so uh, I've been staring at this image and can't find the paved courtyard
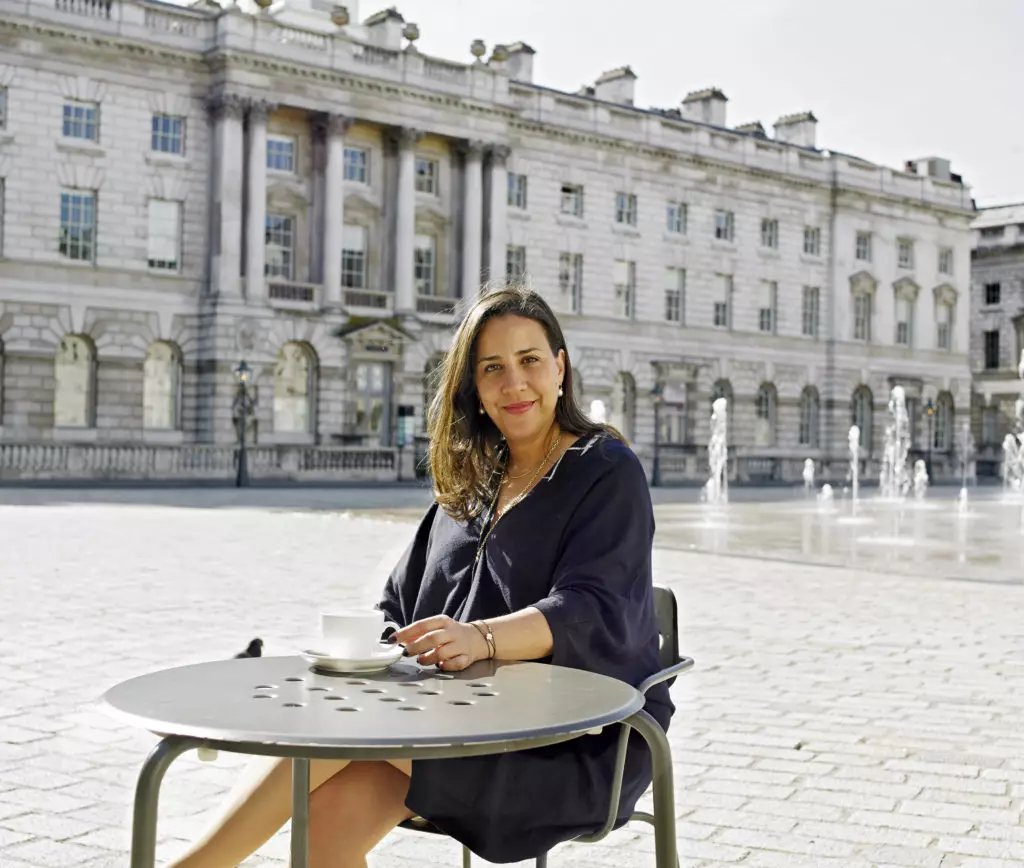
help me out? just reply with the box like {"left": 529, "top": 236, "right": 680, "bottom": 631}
{"left": 1, "top": 490, "right": 1024, "bottom": 867}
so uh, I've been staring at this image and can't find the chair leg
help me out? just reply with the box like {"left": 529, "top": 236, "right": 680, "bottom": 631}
{"left": 462, "top": 845, "right": 471, "bottom": 868}
{"left": 535, "top": 852, "right": 548, "bottom": 867}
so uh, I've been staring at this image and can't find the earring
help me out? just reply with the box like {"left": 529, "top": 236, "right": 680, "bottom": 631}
{"left": 558, "top": 384, "right": 564, "bottom": 397}
{"left": 479, "top": 403, "right": 485, "bottom": 415}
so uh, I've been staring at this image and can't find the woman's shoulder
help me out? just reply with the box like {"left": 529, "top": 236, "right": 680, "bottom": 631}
{"left": 565, "top": 430, "right": 647, "bottom": 487}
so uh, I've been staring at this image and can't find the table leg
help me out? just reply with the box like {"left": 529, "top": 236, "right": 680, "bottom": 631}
{"left": 130, "top": 737, "right": 197, "bottom": 868}
{"left": 291, "top": 757, "right": 311, "bottom": 868}
{"left": 627, "top": 710, "right": 677, "bottom": 868}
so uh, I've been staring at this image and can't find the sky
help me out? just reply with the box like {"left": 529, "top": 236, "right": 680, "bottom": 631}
{"left": 360, "top": 0, "right": 1024, "bottom": 208}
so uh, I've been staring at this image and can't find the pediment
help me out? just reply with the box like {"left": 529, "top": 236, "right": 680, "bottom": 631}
{"left": 849, "top": 270, "right": 877, "bottom": 295}
{"left": 416, "top": 202, "right": 451, "bottom": 228}
{"left": 344, "top": 189, "right": 382, "bottom": 215}
{"left": 933, "top": 282, "right": 958, "bottom": 307}
{"left": 267, "top": 181, "right": 310, "bottom": 209}
{"left": 337, "top": 319, "right": 412, "bottom": 355}
{"left": 893, "top": 276, "right": 920, "bottom": 301}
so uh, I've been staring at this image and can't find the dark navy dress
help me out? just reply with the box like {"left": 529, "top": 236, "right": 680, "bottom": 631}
{"left": 377, "top": 432, "right": 673, "bottom": 863}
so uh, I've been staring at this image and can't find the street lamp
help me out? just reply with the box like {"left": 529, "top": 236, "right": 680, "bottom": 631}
{"left": 232, "top": 360, "right": 254, "bottom": 488}
{"left": 924, "top": 397, "right": 935, "bottom": 481}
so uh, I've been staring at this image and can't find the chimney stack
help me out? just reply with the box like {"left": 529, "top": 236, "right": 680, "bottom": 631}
{"left": 680, "top": 88, "right": 727, "bottom": 127}
{"left": 593, "top": 66, "right": 637, "bottom": 106}
{"left": 906, "top": 156, "right": 952, "bottom": 181}
{"left": 735, "top": 121, "right": 766, "bottom": 139}
{"left": 504, "top": 42, "right": 536, "bottom": 82}
{"left": 363, "top": 6, "right": 404, "bottom": 50}
{"left": 773, "top": 111, "right": 817, "bottom": 148}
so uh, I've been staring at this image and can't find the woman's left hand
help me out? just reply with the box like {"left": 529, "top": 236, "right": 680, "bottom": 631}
{"left": 391, "top": 615, "right": 487, "bottom": 672}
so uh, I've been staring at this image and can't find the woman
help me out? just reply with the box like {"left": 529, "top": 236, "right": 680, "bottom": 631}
{"left": 169, "top": 285, "right": 672, "bottom": 868}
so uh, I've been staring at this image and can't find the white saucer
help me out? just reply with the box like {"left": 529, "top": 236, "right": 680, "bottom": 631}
{"left": 301, "top": 644, "right": 404, "bottom": 673}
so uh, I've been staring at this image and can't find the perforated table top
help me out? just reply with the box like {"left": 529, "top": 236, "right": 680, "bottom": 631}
{"left": 101, "top": 656, "right": 643, "bottom": 751}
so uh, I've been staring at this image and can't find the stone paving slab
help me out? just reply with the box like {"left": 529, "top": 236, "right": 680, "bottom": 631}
{"left": 1, "top": 500, "right": 1023, "bottom": 867}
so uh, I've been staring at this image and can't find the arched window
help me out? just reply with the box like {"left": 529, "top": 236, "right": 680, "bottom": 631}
{"left": 754, "top": 383, "right": 777, "bottom": 447}
{"left": 852, "top": 385, "right": 873, "bottom": 453}
{"left": 54, "top": 335, "right": 96, "bottom": 428}
{"left": 934, "top": 391, "right": 954, "bottom": 451}
{"left": 610, "top": 372, "right": 636, "bottom": 441}
{"left": 143, "top": 341, "right": 182, "bottom": 430}
{"left": 799, "top": 386, "right": 820, "bottom": 447}
{"left": 273, "top": 342, "right": 318, "bottom": 436}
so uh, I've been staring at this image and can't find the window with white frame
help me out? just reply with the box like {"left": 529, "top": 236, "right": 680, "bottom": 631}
{"left": 936, "top": 302, "right": 952, "bottom": 350}
{"left": 341, "top": 224, "right": 367, "bottom": 288}
{"left": 615, "top": 193, "right": 637, "bottom": 226}
{"left": 714, "top": 210, "right": 734, "bottom": 241}
{"left": 934, "top": 393, "right": 954, "bottom": 451}
{"left": 938, "top": 247, "right": 953, "bottom": 275}
{"left": 414, "top": 234, "right": 436, "bottom": 294}
{"left": 507, "top": 173, "right": 528, "bottom": 209}
{"left": 62, "top": 101, "right": 99, "bottom": 141}
{"left": 667, "top": 202, "right": 687, "bottom": 235}
{"left": 853, "top": 294, "right": 871, "bottom": 341}
{"left": 803, "top": 226, "right": 821, "bottom": 256}
{"left": 760, "top": 218, "right": 779, "bottom": 249}
{"left": 755, "top": 384, "right": 776, "bottom": 446}
{"left": 264, "top": 214, "right": 295, "bottom": 279}
{"left": 266, "top": 136, "right": 296, "bottom": 173}
{"left": 895, "top": 296, "right": 913, "bottom": 346}
{"left": 59, "top": 190, "right": 96, "bottom": 262}
{"left": 151, "top": 115, "right": 184, "bottom": 155}
{"left": 802, "top": 286, "right": 819, "bottom": 338}
{"left": 0, "top": 87, "right": 7, "bottom": 129}
{"left": 758, "top": 281, "right": 777, "bottom": 333}
{"left": 147, "top": 199, "right": 181, "bottom": 271}
{"left": 558, "top": 252, "right": 583, "bottom": 314}
{"left": 343, "top": 147, "right": 369, "bottom": 183}
{"left": 560, "top": 184, "right": 584, "bottom": 217}
{"left": 506, "top": 245, "right": 527, "bottom": 280}
{"left": 799, "top": 387, "right": 819, "bottom": 447}
{"left": 855, "top": 231, "right": 872, "bottom": 262}
{"left": 415, "top": 158, "right": 438, "bottom": 194}
{"left": 897, "top": 237, "right": 915, "bottom": 269}
{"left": 665, "top": 268, "right": 685, "bottom": 323}
{"left": 613, "top": 259, "right": 636, "bottom": 318}
{"left": 852, "top": 386, "right": 873, "bottom": 451}
{"left": 714, "top": 274, "right": 732, "bottom": 327}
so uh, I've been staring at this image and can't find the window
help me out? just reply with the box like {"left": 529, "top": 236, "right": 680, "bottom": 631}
{"left": 984, "top": 330, "right": 1000, "bottom": 370}
{"left": 341, "top": 224, "right": 367, "bottom": 288}
{"left": 151, "top": 115, "right": 184, "bottom": 155}
{"left": 799, "top": 387, "right": 819, "bottom": 447}
{"left": 852, "top": 386, "right": 873, "bottom": 452}
{"left": 266, "top": 137, "right": 296, "bottom": 172}
{"left": 59, "top": 190, "right": 96, "bottom": 262}
{"left": 343, "top": 147, "right": 369, "bottom": 183}
{"left": 755, "top": 384, "right": 776, "bottom": 447}
{"left": 714, "top": 210, "right": 734, "bottom": 241}
{"left": 982, "top": 406, "right": 999, "bottom": 446}
{"left": 560, "top": 184, "right": 584, "bottom": 217}
{"left": 895, "top": 297, "right": 912, "bottom": 346}
{"left": 980, "top": 226, "right": 1004, "bottom": 239}
{"left": 615, "top": 193, "right": 637, "bottom": 226}
{"left": 760, "top": 218, "right": 779, "bottom": 249}
{"left": 897, "top": 238, "right": 915, "bottom": 269}
{"left": 353, "top": 361, "right": 391, "bottom": 444}
{"left": 938, "top": 247, "right": 953, "bottom": 275}
{"left": 613, "top": 259, "right": 636, "bottom": 318}
{"left": 558, "top": 252, "right": 583, "bottom": 314}
{"left": 264, "top": 214, "right": 294, "bottom": 279}
{"left": 934, "top": 393, "right": 954, "bottom": 451}
{"left": 665, "top": 268, "right": 685, "bottom": 323}
{"left": 0, "top": 179, "right": 5, "bottom": 258}
{"left": 507, "top": 173, "right": 528, "bottom": 209}
{"left": 803, "top": 226, "right": 821, "bottom": 256}
{"left": 802, "top": 286, "right": 819, "bottom": 338}
{"left": 855, "top": 231, "right": 872, "bottom": 262}
{"left": 667, "top": 203, "right": 687, "bottom": 235}
{"left": 714, "top": 274, "right": 732, "bottom": 328}
{"left": 853, "top": 294, "right": 871, "bottom": 341}
{"left": 415, "top": 157, "right": 438, "bottom": 194}
{"left": 758, "top": 281, "right": 777, "bottom": 333}
{"left": 62, "top": 101, "right": 98, "bottom": 141}
{"left": 414, "top": 234, "right": 436, "bottom": 294}
{"left": 0, "top": 87, "right": 6, "bottom": 129}
{"left": 147, "top": 200, "right": 181, "bottom": 271}
{"left": 506, "top": 245, "right": 526, "bottom": 280}
{"left": 936, "top": 303, "right": 952, "bottom": 350}
{"left": 984, "top": 282, "right": 1001, "bottom": 305}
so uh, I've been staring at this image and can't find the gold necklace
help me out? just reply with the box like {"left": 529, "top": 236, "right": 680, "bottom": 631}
{"left": 474, "top": 432, "right": 562, "bottom": 563}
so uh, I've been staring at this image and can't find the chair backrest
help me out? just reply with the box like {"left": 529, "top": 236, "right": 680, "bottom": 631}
{"left": 652, "top": 584, "right": 680, "bottom": 674}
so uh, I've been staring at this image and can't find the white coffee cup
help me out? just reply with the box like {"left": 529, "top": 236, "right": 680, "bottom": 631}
{"left": 319, "top": 609, "right": 399, "bottom": 658}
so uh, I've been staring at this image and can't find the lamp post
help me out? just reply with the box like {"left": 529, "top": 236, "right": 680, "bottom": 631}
{"left": 232, "top": 360, "right": 254, "bottom": 488}
{"left": 924, "top": 398, "right": 935, "bottom": 481}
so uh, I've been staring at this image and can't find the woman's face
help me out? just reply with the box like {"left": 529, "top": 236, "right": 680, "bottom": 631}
{"left": 473, "top": 314, "right": 565, "bottom": 445}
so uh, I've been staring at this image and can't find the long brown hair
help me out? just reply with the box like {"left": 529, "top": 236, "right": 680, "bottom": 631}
{"left": 427, "top": 284, "right": 614, "bottom": 521}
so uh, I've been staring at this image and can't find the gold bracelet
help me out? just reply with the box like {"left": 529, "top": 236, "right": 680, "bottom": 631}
{"left": 471, "top": 620, "right": 495, "bottom": 659}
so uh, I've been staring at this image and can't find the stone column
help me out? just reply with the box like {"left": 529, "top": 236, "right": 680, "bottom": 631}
{"left": 461, "top": 140, "right": 485, "bottom": 298}
{"left": 245, "top": 99, "right": 274, "bottom": 302}
{"left": 487, "top": 145, "right": 511, "bottom": 283}
{"left": 206, "top": 92, "right": 246, "bottom": 298}
{"left": 321, "top": 114, "right": 354, "bottom": 308}
{"left": 394, "top": 127, "right": 421, "bottom": 313}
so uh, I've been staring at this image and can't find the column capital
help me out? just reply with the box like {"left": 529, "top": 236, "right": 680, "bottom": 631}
{"left": 392, "top": 126, "right": 423, "bottom": 149}
{"left": 459, "top": 139, "right": 487, "bottom": 160}
{"left": 205, "top": 92, "right": 247, "bottom": 121}
{"left": 488, "top": 144, "right": 511, "bottom": 164}
{"left": 313, "top": 113, "right": 355, "bottom": 139}
{"left": 246, "top": 98, "right": 278, "bottom": 121}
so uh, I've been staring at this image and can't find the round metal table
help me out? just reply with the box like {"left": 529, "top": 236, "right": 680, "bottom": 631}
{"left": 102, "top": 656, "right": 677, "bottom": 868}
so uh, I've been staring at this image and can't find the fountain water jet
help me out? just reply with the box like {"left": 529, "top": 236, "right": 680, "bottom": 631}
{"left": 848, "top": 425, "right": 861, "bottom": 515}
{"left": 913, "top": 460, "right": 929, "bottom": 501}
{"left": 802, "top": 459, "right": 815, "bottom": 496}
{"left": 879, "top": 386, "right": 911, "bottom": 501}
{"left": 704, "top": 397, "right": 729, "bottom": 507}
{"left": 1003, "top": 350, "right": 1024, "bottom": 498}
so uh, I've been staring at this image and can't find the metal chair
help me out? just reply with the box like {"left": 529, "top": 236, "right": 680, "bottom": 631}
{"left": 399, "top": 584, "right": 694, "bottom": 867}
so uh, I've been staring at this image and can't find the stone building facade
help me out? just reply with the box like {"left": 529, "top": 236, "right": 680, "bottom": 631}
{"left": 969, "top": 204, "right": 1024, "bottom": 479}
{"left": 0, "top": 0, "right": 975, "bottom": 483}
